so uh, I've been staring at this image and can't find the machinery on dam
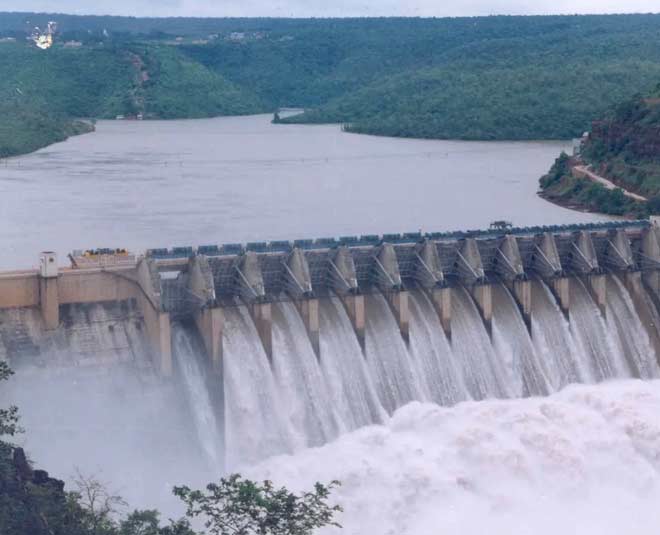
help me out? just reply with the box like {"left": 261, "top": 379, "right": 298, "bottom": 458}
{"left": 2, "top": 220, "right": 660, "bottom": 377}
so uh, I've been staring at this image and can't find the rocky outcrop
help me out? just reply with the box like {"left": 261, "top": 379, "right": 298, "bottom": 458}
{"left": 0, "top": 446, "right": 69, "bottom": 535}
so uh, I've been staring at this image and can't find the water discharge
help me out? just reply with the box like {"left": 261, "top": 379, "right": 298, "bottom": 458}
{"left": 605, "top": 274, "right": 660, "bottom": 379}
{"left": 407, "top": 289, "right": 469, "bottom": 405}
{"left": 364, "top": 293, "right": 427, "bottom": 413}
{"left": 317, "top": 297, "right": 386, "bottom": 432}
{"left": 171, "top": 323, "right": 223, "bottom": 474}
{"left": 272, "top": 301, "right": 339, "bottom": 448}
{"left": 4, "top": 275, "right": 660, "bottom": 526}
{"left": 222, "top": 305, "right": 295, "bottom": 468}
{"left": 491, "top": 284, "right": 551, "bottom": 397}
{"left": 570, "top": 278, "right": 633, "bottom": 380}
{"left": 531, "top": 279, "right": 593, "bottom": 388}
{"left": 251, "top": 379, "right": 660, "bottom": 535}
{"left": 450, "top": 286, "right": 509, "bottom": 400}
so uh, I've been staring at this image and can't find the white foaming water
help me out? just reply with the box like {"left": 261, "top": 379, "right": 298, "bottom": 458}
{"left": 7, "top": 278, "right": 660, "bottom": 519}
{"left": 450, "top": 286, "right": 509, "bottom": 400}
{"left": 272, "top": 301, "right": 340, "bottom": 448}
{"left": 251, "top": 379, "right": 660, "bottom": 535}
{"left": 491, "top": 284, "right": 550, "bottom": 397}
{"left": 531, "top": 280, "right": 594, "bottom": 388}
{"left": 317, "top": 297, "right": 386, "bottom": 432}
{"left": 606, "top": 275, "right": 660, "bottom": 379}
{"left": 364, "top": 293, "right": 427, "bottom": 413}
{"left": 570, "top": 278, "right": 633, "bottom": 380}
{"left": 407, "top": 289, "right": 470, "bottom": 405}
{"left": 171, "top": 323, "right": 223, "bottom": 474}
{"left": 222, "top": 306, "right": 295, "bottom": 468}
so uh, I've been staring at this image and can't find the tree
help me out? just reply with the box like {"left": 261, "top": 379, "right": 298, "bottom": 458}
{"left": 0, "top": 361, "right": 20, "bottom": 443}
{"left": 119, "top": 510, "right": 197, "bottom": 535}
{"left": 72, "top": 470, "right": 127, "bottom": 535}
{"left": 174, "top": 474, "right": 342, "bottom": 535}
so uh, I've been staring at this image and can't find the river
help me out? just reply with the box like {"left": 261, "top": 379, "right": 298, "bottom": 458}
{"left": 0, "top": 114, "right": 607, "bottom": 270}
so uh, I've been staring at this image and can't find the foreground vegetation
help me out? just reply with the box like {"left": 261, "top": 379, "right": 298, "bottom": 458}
{"left": 6, "top": 14, "right": 660, "bottom": 156}
{"left": 540, "top": 86, "right": 660, "bottom": 217}
{"left": 0, "top": 362, "right": 341, "bottom": 535}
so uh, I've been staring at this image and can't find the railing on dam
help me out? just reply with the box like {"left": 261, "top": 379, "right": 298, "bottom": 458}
{"left": 146, "top": 220, "right": 651, "bottom": 261}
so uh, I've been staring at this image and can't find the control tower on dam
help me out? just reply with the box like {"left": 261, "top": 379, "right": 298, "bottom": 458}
{"left": 2, "top": 220, "right": 660, "bottom": 377}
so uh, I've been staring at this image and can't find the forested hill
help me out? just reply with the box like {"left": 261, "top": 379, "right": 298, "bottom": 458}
{"left": 540, "top": 86, "right": 660, "bottom": 217}
{"left": 5, "top": 14, "right": 660, "bottom": 155}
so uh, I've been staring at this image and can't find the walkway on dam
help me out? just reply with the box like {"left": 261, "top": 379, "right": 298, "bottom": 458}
{"left": 572, "top": 165, "right": 648, "bottom": 202}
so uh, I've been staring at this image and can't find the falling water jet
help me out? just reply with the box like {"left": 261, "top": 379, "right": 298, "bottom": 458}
{"left": 407, "top": 289, "right": 470, "bottom": 405}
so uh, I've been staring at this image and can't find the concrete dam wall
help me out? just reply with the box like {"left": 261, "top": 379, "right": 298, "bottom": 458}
{"left": 2, "top": 220, "right": 660, "bottom": 475}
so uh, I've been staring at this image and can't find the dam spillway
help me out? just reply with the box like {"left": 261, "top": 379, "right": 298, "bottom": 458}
{"left": 2, "top": 220, "right": 660, "bottom": 472}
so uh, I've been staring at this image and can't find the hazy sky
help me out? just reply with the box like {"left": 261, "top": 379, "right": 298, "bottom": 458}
{"left": 4, "top": 0, "right": 660, "bottom": 18}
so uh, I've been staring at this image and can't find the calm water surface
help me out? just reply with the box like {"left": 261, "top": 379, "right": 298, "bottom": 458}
{"left": 0, "top": 114, "right": 608, "bottom": 269}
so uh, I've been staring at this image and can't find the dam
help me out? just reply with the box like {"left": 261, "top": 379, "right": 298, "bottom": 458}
{"left": 2, "top": 220, "right": 660, "bottom": 470}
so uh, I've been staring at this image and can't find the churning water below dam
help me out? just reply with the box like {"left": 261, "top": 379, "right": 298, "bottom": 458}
{"left": 3, "top": 273, "right": 660, "bottom": 522}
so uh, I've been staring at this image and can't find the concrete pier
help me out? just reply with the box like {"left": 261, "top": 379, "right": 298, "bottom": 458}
{"left": 330, "top": 247, "right": 365, "bottom": 349}
{"left": 497, "top": 235, "right": 532, "bottom": 331}
{"left": 457, "top": 238, "right": 491, "bottom": 334}
{"left": 296, "top": 298, "right": 320, "bottom": 358}
{"left": 430, "top": 287, "right": 451, "bottom": 339}
{"left": 136, "top": 258, "right": 173, "bottom": 376}
{"left": 512, "top": 279, "right": 532, "bottom": 331}
{"left": 194, "top": 306, "right": 224, "bottom": 372}
{"left": 38, "top": 252, "right": 59, "bottom": 330}
{"left": 625, "top": 270, "right": 660, "bottom": 366}
{"left": 340, "top": 293, "right": 366, "bottom": 351}
{"left": 285, "top": 248, "right": 320, "bottom": 357}
{"left": 375, "top": 244, "right": 409, "bottom": 341}
{"left": 640, "top": 225, "right": 660, "bottom": 297}
{"left": 606, "top": 229, "right": 635, "bottom": 270}
{"left": 552, "top": 277, "right": 570, "bottom": 316}
{"left": 415, "top": 239, "right": 450, "bottom": 337}
{"left": 471, "top": 283, "right": 493, "bottom": 335}
{"left": 39, "top": 277, "right": 59, "bottom": 330}
{"left": 572, "top": 230, "right": 599, "bottom": 273}
{"left": 588, "top": 273, "right": 607, "bottom": 317}
{"left": 457, "top": 238, "right": 485, "bottom": 285}
{"left": 250, "top": 302, "right": 273, "bottom": 362}
{"left": 235, "top": 252, "right": 273, "bottom": 359}
{"left": 533, "top": 233, "right": 563, "bottom": 277}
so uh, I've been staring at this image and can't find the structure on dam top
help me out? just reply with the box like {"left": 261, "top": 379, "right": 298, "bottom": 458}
{"left": 2, "top": 219, "right": 660, "bottom": 376}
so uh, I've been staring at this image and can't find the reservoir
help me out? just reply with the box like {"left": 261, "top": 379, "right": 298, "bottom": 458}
{"left": 0, "top": 114, "right": 607, "bottom": 269}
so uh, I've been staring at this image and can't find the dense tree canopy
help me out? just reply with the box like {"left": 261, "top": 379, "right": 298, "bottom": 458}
{"left": 6, "top": 14, "right": 660, "bottom": 154}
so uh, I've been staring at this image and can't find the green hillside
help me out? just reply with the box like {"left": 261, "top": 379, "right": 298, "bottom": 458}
{"left": 540, "top": 86, "right": 660, "bottom": 217}
{"left": 0, "top": 41, "right": 261, "bottom": 156}
{"left": 6, "top": 14, "right": 660, "bottom": 155}
{"left": 0, "top": 99, "right": 93, "bottom": 158}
